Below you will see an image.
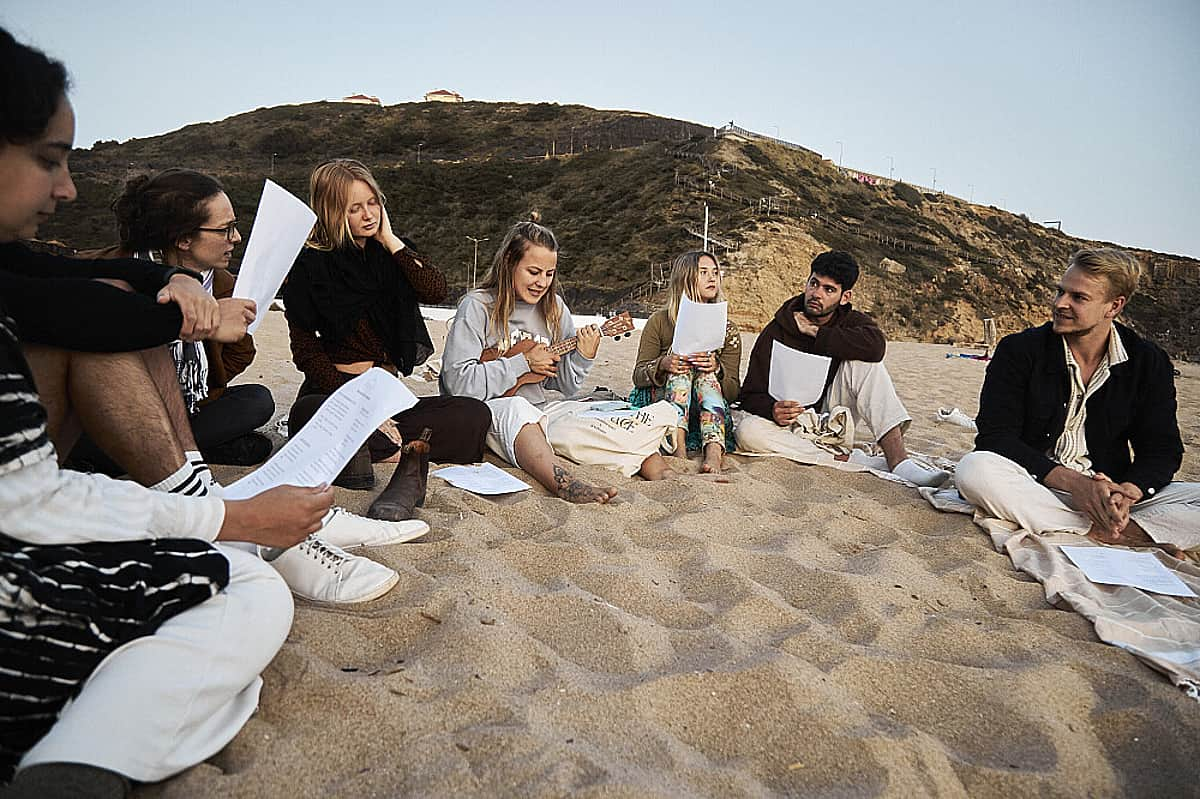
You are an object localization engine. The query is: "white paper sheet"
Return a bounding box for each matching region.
[1060,546,1197,598]
[669,295,727,354]
[433,462,532,495]
[767,339,832,407]
[224,368,416,500]
[232,180,317,334]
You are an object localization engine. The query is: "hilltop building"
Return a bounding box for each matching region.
[424,89,464,103]
[341,94,382,106]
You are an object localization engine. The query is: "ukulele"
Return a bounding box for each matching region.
[480,311,635,397]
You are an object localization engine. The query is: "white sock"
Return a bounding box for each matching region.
[892,457,950,487]
[150,460,210,496]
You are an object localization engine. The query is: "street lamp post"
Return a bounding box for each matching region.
[887,155,894,180]
[968,183,974,203]
[271,152,276,176]
[465,235,488,288]
[930,167,937,192]
[417,142,424,164]
[836,140,843,167]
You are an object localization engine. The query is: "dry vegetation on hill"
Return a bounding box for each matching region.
[41,100,1199,359]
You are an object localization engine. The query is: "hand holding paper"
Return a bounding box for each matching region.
[670,295,727,355]
[768,339,832,407]
[224,368,416,500]
[232,180,317,334]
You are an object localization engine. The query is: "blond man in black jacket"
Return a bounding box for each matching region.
[957,249,1198,551]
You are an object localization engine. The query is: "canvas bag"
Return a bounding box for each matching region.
[544,400,678,476]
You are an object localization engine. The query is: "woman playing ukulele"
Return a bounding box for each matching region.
[440,214,675,502]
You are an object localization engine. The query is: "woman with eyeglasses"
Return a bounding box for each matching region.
[77,169,275,467]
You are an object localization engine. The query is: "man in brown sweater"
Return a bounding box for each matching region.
[737,250,947,486]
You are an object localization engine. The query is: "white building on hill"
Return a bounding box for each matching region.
[341,94,382,106]
[424,89,464,103]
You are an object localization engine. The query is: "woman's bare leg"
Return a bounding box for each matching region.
[701,442,724,474]
[638,452,673,481]
[513,423,617,503]
[672,427,689,459]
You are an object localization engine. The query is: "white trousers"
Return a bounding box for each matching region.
[18,544,294,783]
[957,450,1200,550]
[485,396,676,477]
[736,359,911,457]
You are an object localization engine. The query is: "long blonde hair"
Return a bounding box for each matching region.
[478,213,563,344]
[666,251,723,323]
[305,158,387,250]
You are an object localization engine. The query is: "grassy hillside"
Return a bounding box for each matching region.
[40,100,1199,358]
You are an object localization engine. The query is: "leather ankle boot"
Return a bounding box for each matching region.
[367,435,430,521]
[334,443,375,490]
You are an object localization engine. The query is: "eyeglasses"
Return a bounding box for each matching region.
[195,221,240,242]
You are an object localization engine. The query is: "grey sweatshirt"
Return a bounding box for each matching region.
[440,290,594,407]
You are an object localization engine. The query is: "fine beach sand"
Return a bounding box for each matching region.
[144,310,1200,798]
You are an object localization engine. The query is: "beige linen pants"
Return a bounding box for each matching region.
[736,359,911,458]
[957,450,1200,550]
[18,544,294,782]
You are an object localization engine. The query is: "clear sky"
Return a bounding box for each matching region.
[4,0,1198,257]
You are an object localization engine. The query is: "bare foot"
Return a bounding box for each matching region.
[638,452,674,481]
[1087,520,1183,558]
[552,464,617,503]
[700,442,724,474]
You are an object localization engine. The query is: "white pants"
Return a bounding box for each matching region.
[736,359,911,457]
[957,450,1200,550]
[18,544,294,782]
[485,396,676,477]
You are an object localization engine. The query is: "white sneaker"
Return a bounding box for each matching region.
[319,506,430,549]
[269,535,399,603]
[936,407,978,431]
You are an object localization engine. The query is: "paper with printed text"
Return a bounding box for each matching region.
[433,462,531,495]
[1060,546,1196,597]
[224,368,415,499]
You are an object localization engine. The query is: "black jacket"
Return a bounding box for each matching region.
[974,321,1183,497]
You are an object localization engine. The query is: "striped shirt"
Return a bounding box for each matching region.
[1051,328,1129,475]
[0,305,230,780]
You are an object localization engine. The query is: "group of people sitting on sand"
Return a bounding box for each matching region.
[1,28,1196,799]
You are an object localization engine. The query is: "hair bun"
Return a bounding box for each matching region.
[528,210,542,224]
[112,174,151,224]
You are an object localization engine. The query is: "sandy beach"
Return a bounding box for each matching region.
[144,309,1200,798]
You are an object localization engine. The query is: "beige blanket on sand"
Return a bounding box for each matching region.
[922,486,1200,700]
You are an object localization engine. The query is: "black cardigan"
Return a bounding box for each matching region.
[973,321,1183,498]
[0,242,185,351]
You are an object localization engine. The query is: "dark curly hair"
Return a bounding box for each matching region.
[0,27,70,145]
[810,250,861,291]
[113,168,225,252]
